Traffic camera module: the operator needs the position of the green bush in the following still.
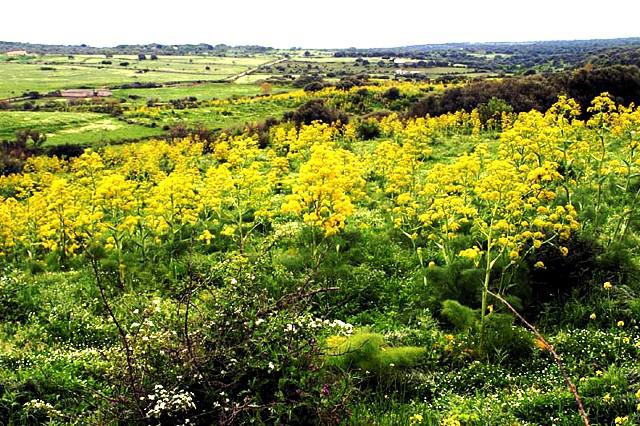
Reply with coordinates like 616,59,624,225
326,332,426,373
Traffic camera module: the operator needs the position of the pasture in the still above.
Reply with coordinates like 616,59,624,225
0,111,163,145
0,54,280,99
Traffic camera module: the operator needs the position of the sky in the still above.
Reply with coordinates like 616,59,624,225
1,0,639,49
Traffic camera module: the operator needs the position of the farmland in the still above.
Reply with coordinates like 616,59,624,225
111,82,288,103
0,53,304,146
2,39,640,425
0,111,164,146
0,54,280,99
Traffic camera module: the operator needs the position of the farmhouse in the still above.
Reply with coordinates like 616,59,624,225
60,89,113,98
5,50,28,57
395,69,422,76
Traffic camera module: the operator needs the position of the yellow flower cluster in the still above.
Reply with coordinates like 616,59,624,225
1,91,638,279
282,143,365,237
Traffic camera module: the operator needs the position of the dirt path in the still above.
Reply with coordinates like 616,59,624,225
224,57,287,82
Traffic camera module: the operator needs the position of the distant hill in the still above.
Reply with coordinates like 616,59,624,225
333,37,640,73
0,41,274,56
3,37,640,73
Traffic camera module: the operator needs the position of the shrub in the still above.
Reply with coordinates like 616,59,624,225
440,300,533,363
383,87,401,101
283,99,349,127
441,300,476,332
355,119,381,140
292,74,323,88
326,332,426,372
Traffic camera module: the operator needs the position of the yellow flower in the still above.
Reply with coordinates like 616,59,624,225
409,413,424,424
603,281,613,290
440,417,461,426
534,261,545,269
617,320,625,327
198,229,214,245
589,313,597,320
459,247,481,261
615,416,628,425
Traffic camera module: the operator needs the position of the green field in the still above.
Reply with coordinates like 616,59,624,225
0,54,281,99
112,82,288,102
3,39,640,425
124,96,302,129
0,111,163,145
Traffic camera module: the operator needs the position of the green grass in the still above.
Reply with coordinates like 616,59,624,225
0,111,163,146
112,83,289,102
0,54,281,99
124,97,302,130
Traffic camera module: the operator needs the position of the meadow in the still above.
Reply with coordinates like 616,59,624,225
0,111,164,146
0,53,301,146
0,54,279,99
1,48,640,425
111,83,288,103
1,82,640,425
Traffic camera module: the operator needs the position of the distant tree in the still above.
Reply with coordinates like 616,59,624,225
138,53,147,60
150,54,158,60
383,87,401,101
119,61,129,67
304,81,325,92
23,91,41,99
304,51,311,57
292,74,323,88
564,65,640,113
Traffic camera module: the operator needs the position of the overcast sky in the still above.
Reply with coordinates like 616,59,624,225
2,0,638,48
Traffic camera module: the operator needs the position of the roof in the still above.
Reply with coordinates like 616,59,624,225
61,89,94,97
60,89,113,98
